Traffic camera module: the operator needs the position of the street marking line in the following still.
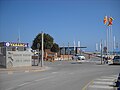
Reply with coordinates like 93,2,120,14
51,72,58,74
82,75,117,90
95,78,115,81
89,85,113,89
18,82,30,86
82,80,94,90
7,76,54,90
34,76,54,82
93,81,113,85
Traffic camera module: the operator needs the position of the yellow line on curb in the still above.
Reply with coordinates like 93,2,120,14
82,80,94,90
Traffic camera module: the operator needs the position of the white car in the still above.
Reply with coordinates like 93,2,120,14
72,54,85,60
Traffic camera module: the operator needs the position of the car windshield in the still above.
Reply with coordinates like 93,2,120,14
114,56,120,59
75,54,80,56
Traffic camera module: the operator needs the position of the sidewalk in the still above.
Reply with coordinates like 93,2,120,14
0,66,48,73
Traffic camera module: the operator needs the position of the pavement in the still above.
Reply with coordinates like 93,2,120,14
0,60,119,90
0,66,49,73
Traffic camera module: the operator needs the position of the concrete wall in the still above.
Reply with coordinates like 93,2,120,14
0,47,6,67
6,51,32,68
0,54,6,67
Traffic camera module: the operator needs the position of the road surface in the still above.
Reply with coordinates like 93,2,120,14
0,58,120,90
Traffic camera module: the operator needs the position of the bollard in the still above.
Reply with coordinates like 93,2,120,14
119,73,120,77
116,76,120,87
117,87,120,90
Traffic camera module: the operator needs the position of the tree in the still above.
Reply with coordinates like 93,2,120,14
51,43,59,53
31,33,54,50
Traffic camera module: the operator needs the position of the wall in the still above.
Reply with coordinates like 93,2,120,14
6,51,32,68
0,47,6,67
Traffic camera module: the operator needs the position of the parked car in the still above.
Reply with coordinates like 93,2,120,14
72,54,85,60
113,55,120,64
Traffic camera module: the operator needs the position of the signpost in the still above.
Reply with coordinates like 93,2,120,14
37,32,44,67
101,40,103,64
37,43,40,66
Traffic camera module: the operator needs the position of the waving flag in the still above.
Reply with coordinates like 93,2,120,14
103,16,108,25
108,17,114,26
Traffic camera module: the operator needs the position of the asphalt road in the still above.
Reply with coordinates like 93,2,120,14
0,58,120,90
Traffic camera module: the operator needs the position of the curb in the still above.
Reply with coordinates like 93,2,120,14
0,66,49,73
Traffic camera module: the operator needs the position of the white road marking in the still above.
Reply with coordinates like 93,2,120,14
51,72,58,74
86,75,117,90
18,82,30,86
89,85,113,89
7,76,54,90
34,76,53,82
93,81,113,85
95,78,115,82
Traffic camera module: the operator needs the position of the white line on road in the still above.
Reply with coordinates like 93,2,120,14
51,72,58,74
89,85,113,89
93,81,113,85
95,78,115,82
34,76,53,82
18,82,30,86
7,76,54,90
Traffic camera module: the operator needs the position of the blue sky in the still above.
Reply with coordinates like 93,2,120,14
0,0,120,51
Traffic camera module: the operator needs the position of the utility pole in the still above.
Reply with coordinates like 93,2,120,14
41,32,44,67
100,40,103,64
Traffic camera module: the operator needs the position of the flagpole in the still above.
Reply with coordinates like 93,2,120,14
111,25,113,54
114,36,116,50
109,26,111,54
106,25,108,56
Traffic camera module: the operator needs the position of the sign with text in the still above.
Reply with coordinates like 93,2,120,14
4,42,28,47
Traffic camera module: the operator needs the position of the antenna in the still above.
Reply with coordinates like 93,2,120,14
17,29,21,43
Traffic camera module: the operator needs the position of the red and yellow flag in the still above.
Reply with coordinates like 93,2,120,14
103,16,108,25
108,17,114,26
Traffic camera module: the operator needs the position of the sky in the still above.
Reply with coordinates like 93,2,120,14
0,0,120,51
